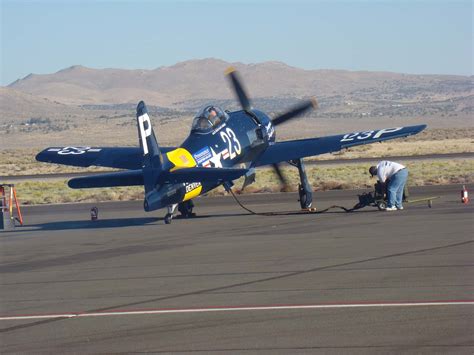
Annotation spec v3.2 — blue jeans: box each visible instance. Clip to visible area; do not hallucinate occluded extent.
[387,169,408,208]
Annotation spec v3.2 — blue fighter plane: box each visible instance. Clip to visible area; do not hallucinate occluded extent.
[36,68,426,223]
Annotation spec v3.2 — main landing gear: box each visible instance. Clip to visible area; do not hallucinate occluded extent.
[164,200,196,224]
[289,158,313,209]
[178,200,196,218]
[164,159,313,223]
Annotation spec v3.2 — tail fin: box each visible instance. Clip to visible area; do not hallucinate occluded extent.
[136,101,163,170]
[137,101,164,194]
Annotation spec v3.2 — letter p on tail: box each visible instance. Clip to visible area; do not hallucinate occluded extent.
[136,101,162,169]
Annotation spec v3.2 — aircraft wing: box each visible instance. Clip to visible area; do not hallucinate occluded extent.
[255,124,426,167]
[36,146,176,170]
[68,167,248,188]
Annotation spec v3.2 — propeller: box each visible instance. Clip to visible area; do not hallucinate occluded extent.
[224,67,252,112]
[271,98,318,126]
[270,98,318,190]
[272,163,288,187]
[224,67,318,191]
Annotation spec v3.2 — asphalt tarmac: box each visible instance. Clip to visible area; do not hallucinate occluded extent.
[1,185,473,354]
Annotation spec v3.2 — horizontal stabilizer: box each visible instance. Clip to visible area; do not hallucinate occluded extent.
[68,170,143,188]
[68,167,248,188]
[158,167,248,184]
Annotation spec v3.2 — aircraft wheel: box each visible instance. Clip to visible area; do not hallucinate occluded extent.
[164,214,173,224]
[178,200,195,218]
[298,184,312,209]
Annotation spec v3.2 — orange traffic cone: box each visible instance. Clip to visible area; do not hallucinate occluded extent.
[461,185,469,204]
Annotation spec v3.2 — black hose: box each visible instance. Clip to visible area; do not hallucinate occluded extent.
[228,189,365,216]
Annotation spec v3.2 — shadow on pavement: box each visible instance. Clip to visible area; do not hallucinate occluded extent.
[24,217,161,231]
[2,207,382,233]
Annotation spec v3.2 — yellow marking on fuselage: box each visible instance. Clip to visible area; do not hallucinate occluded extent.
[183,183,202,201]
[166,148,204,200]
[166,148,196,172]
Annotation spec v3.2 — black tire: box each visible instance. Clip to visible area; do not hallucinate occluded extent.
[164,214,172,224]
[377,201,387,211]
[178,200,194,218]
[298,184,312,209]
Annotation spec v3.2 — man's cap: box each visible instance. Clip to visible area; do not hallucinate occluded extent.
[369,166,377,177]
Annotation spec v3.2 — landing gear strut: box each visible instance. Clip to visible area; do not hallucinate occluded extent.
[290,158,313,209]
[164,203,177,224]
[165,200,196,224]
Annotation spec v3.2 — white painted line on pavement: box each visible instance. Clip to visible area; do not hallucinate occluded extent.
[1,300,473,321]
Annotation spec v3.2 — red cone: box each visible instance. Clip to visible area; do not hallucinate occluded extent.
[461,185,469,204]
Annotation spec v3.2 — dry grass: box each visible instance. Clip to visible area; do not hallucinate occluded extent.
[0,148,114,175]
[405,128,474,141]
[15,181,143,205]
[233,159,474,194]
[2,129,473,176]
[311,138,473,161]
[11,159,474,205]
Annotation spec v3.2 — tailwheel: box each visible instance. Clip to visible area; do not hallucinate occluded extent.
[164,213,173,224]
[178,200,196,218]
[164,203,178,224]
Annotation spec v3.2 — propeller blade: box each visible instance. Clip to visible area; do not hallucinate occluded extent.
[225,67,251,111]
[272,163,289,188]
[271,98,318,126]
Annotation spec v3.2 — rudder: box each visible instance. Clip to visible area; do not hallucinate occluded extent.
[136,101,163,170]
[137,101,164,194]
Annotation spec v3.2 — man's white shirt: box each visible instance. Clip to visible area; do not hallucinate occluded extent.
[376,161,405,182]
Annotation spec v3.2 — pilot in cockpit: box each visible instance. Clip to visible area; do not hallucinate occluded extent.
[192,105,228,133]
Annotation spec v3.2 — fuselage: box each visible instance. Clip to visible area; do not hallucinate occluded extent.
[143,109,275,211]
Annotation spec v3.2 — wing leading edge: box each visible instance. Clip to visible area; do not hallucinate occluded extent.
[256,124,426,167]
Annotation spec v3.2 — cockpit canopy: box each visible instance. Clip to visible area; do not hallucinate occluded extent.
[191,105,228,133]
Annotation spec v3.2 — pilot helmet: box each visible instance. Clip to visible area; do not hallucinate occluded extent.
[204,106,226,124]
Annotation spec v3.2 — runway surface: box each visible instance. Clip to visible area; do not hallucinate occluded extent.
[1,185,473,353]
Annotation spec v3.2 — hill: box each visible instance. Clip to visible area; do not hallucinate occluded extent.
[7,58,472,112]
[1,59,472,149]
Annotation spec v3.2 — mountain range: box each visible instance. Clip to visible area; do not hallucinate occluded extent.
[5,58,472,110]
[0,57,472,142]
[1,58,472,149]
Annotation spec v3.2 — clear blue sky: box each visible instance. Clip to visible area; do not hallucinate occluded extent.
[1,0,472,86]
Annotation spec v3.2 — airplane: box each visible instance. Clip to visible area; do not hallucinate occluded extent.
[36,68,426,223]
